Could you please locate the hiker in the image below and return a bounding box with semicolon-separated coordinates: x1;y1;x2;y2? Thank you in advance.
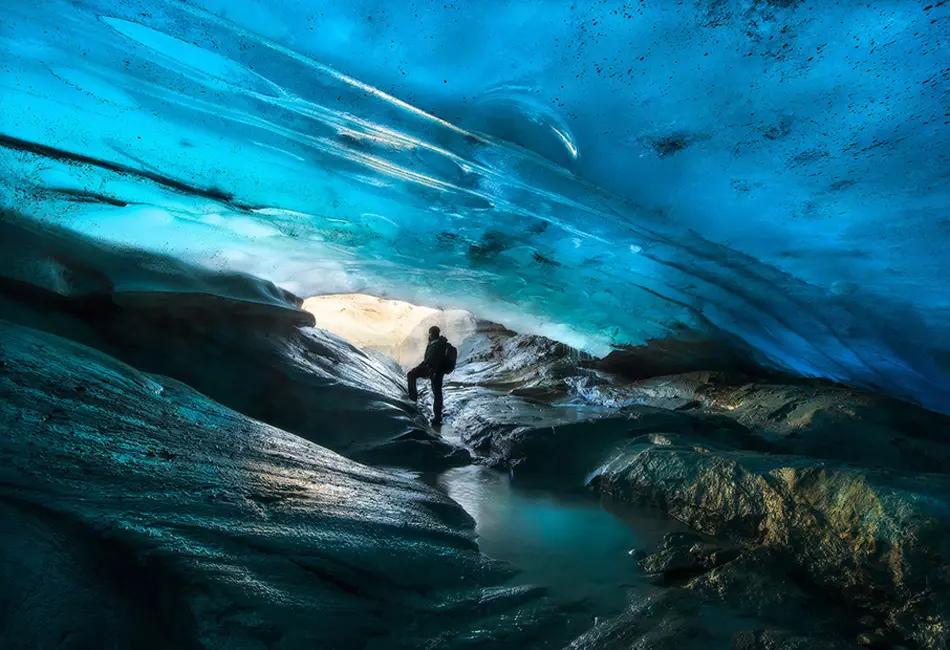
407;326;457;426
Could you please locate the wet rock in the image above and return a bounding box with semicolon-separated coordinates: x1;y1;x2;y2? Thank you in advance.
445;387;574;455
572;544;858;649
638;547;704;580
645;573;670;587
572;541;862;650
628;548;648;560
685;547;825;630
593;440;950;649
636;535;745;584
708;547;741;567
442;320;664;460
450;319;593;397
565;588;725;650
713;378;950;475
462;405;753;483
566;583;854;650
582;327;764;381
0;216;460;470
662;531;705;549
856;631;887;648
730;629;840;650
0;320;586;649
357;428;471;470
583;371;950;475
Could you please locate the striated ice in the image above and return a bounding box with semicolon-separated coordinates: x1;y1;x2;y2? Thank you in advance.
1;0;948;411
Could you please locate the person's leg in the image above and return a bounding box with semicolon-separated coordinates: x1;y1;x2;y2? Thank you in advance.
430;372;444;422
407;364;427;401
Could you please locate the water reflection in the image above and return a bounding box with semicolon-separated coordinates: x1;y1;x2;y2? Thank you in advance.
435;464;686;615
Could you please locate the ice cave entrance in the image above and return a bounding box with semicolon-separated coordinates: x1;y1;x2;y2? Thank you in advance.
302;293;478;368
302;293;686;619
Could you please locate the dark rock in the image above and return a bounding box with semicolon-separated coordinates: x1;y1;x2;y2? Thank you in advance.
0;320;586;649
856;631;887;648
709;377;950;474
356;433;472;471
662;531;705;550
0;215;463;470
566;588;724;650
569;543;860;649
628;548;648;560
685;547;826;630
460;405;753;484
645;573;669;587
639;547;704;580
446;386;575;455
582;325;766;381
731;629;837;650
441;319;641;460
593;440;950;649
708;547;742;567
565;584;854;650
450;319;593;397
583;371;950;475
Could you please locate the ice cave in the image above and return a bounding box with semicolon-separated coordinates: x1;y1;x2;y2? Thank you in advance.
2;0;950;648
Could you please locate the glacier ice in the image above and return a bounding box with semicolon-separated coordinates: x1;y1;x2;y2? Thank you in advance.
1;0;949;411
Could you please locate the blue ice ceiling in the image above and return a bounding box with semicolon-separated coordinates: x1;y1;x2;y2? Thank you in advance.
1;0;949;411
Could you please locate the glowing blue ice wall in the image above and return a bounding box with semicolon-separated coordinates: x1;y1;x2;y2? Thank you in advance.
1;0;948;411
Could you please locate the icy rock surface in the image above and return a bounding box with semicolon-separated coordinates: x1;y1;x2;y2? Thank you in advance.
0;214;475;468
0;319;590;650
2;0;949;410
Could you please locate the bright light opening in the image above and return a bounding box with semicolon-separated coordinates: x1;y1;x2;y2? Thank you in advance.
302;294;477;368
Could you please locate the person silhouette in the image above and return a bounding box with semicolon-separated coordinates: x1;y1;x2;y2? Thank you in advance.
407;326;449;425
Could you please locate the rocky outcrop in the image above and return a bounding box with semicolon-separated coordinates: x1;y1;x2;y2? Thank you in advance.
577;371;950;475
10;214;949;648
437;319;618;463
569;546;860;650
590;433;950;649
0;214;462;469
457;404;756;480
634;531;741;585
582;323;766;382
445;387;620;461
0;319;587;649
450;320;592;398
440;322;950;648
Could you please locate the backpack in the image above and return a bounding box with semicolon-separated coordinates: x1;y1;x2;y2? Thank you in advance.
442;342;458;374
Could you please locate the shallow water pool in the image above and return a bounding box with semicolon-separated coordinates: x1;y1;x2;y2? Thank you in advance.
434;464;687;616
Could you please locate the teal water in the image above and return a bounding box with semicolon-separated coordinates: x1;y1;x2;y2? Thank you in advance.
435;464;687;616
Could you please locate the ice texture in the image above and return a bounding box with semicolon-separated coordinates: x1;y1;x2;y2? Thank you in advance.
1;0;948;410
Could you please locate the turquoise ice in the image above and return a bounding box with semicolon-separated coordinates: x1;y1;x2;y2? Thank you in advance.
1;0;948;410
